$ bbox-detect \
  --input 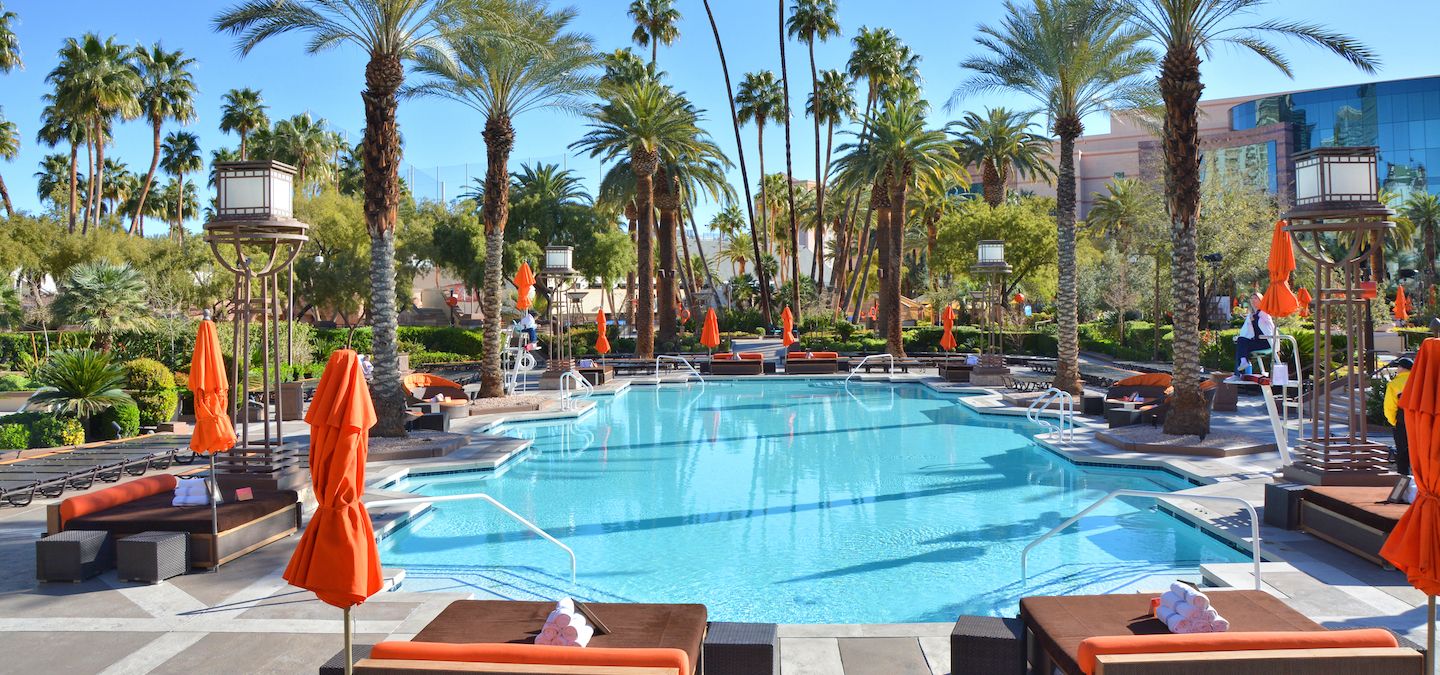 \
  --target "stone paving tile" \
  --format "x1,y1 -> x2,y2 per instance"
917,635 -> 951,675
836,637 -> 932,675
0,630 -> 158,675
780,637 -> 845,675
0,581 -> 154,618
147,631 -> 388,675
238,594 -> 419,621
